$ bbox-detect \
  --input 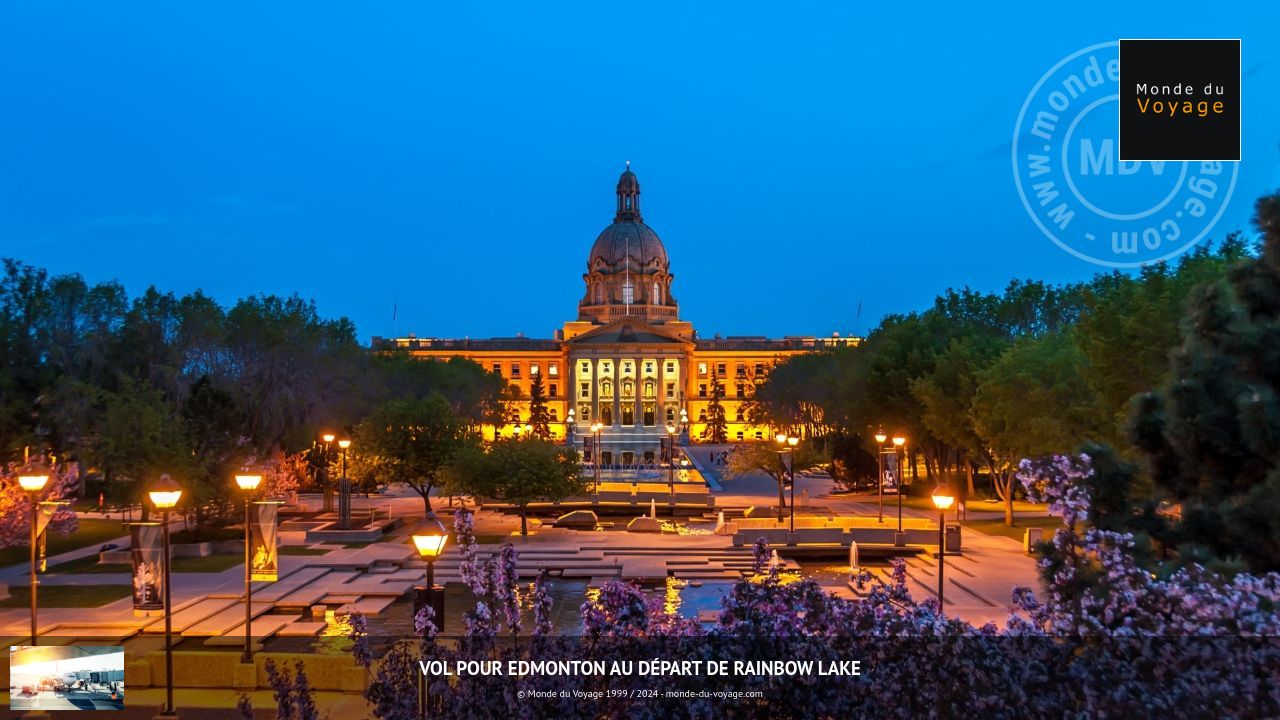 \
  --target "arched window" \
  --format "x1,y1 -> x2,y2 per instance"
653,281 -> 660,304
594,282 -> 603,303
